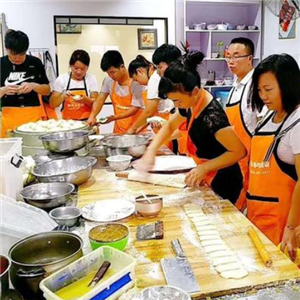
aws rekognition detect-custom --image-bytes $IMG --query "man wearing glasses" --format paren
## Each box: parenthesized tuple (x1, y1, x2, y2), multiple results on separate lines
(225, 37, 261, 212)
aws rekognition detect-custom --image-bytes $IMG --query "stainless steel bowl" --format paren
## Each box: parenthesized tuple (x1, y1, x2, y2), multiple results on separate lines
(20, 182, 75, 209)
(39, 130, 91, 153)
(49, 207, 81, 227)
(32, 156, 97, 185)
(101, 134, 149, 158)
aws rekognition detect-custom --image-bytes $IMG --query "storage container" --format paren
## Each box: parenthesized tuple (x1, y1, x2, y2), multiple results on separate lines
(0, 138, 23, 199)
(40, 246, 136, 300)
(0, 194, 57, 255)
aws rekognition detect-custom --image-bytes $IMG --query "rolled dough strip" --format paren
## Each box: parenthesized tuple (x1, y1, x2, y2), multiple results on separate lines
(201, 239, 224, 247)
(212, 256, 238, 266)
(195, 225, 216, 231)
(197, 230, 219, 236)
(208, 250, 233, 259)
(193, 219, 212, 226)
(127, 170, 186, 188)
(215, 263, 242, 273)
(203, 244, 228, 253)
(199, 234, 220, 241)
(220, 268, 248, 279)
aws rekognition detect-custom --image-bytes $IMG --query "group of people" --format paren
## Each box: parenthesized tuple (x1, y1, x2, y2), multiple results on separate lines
(1, 30, 300, 261)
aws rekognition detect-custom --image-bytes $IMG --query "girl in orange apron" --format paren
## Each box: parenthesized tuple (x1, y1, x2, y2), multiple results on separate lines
(247, 111, 299, 245)
(61, 74, 91, 120)
(226, 82, 252, 211)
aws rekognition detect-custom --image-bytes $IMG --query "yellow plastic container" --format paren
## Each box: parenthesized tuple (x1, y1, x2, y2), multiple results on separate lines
(40, 246, 136, 300)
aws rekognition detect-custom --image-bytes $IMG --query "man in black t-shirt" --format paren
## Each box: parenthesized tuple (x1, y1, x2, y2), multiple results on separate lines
(0, 30, 50, 137)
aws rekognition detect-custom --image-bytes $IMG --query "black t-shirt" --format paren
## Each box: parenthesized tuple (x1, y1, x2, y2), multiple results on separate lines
(179, 99, 243, 204)
(0, 55, 49, 107)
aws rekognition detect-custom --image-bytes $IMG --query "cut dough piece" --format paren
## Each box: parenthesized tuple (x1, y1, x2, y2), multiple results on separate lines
(220, 268, 249, 279)
(212, 256, 238, 266)
(208, 251, 234, 259)
(186, 212, 205, 218)
(203, 244, 228, 253)
(197, 230, 219, 236)
(183, 204, 202, 211)
(195, 225, 216, 231)
(201, 239, 224, 247)
(215, 263, 242, 273)
(199, 234, 220, 241)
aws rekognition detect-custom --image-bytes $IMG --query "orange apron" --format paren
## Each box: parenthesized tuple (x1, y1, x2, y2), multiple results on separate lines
(247, 112, 299, 245)
(179, 89, 217, 186)
(226, 84, 252, 211)
(1, 105, 42, 137)
(111, 81, 138, 134)
(61, 74, 91, 120)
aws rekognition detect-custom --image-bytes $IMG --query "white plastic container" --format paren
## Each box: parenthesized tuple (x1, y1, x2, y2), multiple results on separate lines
(0, 138, 23, 199)
(0, 194, 57, 255)
(40, 246, 136, 300)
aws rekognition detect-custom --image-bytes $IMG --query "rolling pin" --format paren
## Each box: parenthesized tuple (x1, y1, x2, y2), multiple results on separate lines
(248, 226, 273, 267)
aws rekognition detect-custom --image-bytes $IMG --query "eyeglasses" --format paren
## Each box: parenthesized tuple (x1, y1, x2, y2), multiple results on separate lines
(225, 54, 251, 63)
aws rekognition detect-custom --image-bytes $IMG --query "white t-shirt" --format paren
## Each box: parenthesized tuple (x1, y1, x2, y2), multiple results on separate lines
(147, 70, 174, 113)
(257, 107, 300, 165)
(53, 73, 99, 97)
(101, 76, 144, 108)
(227, 69, 260, 134)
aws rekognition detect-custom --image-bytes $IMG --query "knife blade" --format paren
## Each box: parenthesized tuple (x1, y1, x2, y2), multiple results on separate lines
(160, 239, 200, 293)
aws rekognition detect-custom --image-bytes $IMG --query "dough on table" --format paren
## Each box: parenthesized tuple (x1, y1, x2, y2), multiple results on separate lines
(215, 263, 242, 273)
(183, 204, 202, 212)
(203, 244, 228, 253)
(186, 212, 205, 218)
(208, 250, 233, 259)
(195, 225, 216, 231)
(193, 220, 213, 226)
(197, 230, 219, 236)
(198, 234, 220, 241)
(212, 256, 238, 266)
(201, 239, 224, 247)
(220, 268, 248, 279)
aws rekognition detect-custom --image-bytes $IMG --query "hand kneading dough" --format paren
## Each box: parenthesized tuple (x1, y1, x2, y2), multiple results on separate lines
(220, 268, 249, 279)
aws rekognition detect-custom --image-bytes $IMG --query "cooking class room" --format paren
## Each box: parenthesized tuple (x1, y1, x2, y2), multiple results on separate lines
(1, 0, 300, 299)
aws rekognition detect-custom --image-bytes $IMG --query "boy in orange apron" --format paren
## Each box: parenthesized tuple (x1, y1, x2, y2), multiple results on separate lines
(225, 38, 258, 211)
(87, 50, 143, 134)
(0, 30, 50, 137)
(50, 50, 98, 121)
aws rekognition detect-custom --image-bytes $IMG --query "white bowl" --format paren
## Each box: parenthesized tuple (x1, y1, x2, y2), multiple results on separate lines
(207, 24, 218, 30)
(106, 155, 132, 171)
(217, 24, 228, 30)
(237, 25, 246, 30)
(215, 80, 224, 86)
(248, 25, 257, 30)
(211, 52, 219, 58)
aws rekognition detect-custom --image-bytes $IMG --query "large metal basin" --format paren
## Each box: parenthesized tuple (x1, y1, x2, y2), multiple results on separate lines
(20, 182, 75, 209)
(32, 156, 97, 186)
(101, 134, 149, 158)
(39, 130, 91, 153)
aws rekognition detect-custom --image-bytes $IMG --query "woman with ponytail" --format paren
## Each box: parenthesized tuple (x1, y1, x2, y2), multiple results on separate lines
(137, 50, 247, 204)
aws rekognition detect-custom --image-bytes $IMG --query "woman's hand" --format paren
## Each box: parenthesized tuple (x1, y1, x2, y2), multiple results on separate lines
(185, 164, 207, 188)
(280, 226, 297, 261)
(135, 149, 156, 173)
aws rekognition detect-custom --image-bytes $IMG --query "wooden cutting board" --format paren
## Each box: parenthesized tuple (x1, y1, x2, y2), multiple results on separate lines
(78, 168, 300, 299)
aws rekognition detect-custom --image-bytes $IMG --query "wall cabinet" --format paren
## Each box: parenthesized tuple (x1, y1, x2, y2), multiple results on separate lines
(183, 0, 262, 93)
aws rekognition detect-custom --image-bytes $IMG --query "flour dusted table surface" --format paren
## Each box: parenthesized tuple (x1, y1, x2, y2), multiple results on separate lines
(78, 168, 300, 299)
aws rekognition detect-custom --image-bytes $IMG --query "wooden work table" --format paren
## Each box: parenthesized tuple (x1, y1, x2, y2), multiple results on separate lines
(78, 163, 300, 299)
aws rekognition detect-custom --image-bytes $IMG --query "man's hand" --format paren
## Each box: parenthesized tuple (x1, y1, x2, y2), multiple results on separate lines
(18, 82, 37, 94)
(1, 85, 19, 95)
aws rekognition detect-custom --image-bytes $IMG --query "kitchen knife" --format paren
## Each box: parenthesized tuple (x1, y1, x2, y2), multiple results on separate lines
(160, 239, 200, 293)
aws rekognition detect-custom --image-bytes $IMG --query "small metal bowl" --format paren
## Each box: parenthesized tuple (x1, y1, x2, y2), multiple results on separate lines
(20, 182, 75, 209)
(135, 194, 163, 217)
(49, 207, 81, 227)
